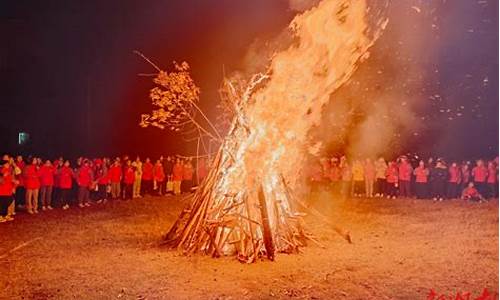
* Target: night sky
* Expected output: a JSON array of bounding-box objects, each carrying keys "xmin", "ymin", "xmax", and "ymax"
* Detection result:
[{"xmin": 0, "ymin": 0, "xmax": 498, "ymax": 160}]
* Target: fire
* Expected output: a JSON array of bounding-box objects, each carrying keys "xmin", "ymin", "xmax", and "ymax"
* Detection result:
[{"xmin": 158, "ymin": 0, "xmax": 388, "ymax": 262}]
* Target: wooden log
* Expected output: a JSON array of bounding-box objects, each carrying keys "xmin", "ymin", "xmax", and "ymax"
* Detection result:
[{"xmin": 258, "ymin": 185, "xmax": 275, "ymax": 261}]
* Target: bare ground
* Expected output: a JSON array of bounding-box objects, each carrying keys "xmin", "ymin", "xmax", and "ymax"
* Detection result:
[{"xmin": 0, "ymin": 191, "xmax": 498, "ymax": 299}]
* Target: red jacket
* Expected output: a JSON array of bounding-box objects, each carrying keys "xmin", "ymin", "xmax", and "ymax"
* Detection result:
[
  {"xmin": 472, "ymin": 166, "xmax": 487, "ymax": 182},
  {"xmin": 153, "ymin": 164, "xmax": 165, "ymax": 182},
  {"xmin": 172, "ymin": 163, "xmax": 184, "ymax": 181},
  {"xmin": 0, "ymin": 165, "xmax": 14, "ymax": 196},
  {"xmin": 124, "ymin": 166, "xmax": 135, "ymax": 184},
  {"xmin": 142, "ymin": 162, "xmax": 154, "ymax": 180},
  {"xmin": 386, "ymin": 164, "xmax": 399, "ymax": 183},
  {"xmin": 183, "ymin": 164, "xmax": 194, "ymax": 181},
  {"xmin": 16, "ymin": 161, "xmax": 25, "ymax": 186},
  {"xmin": 398, "ymin": 162, "xmax": 412, "ymax": 181},
  {"xmin": 24, "ymin": 165, "xmax": 40, "ymax": 189},
  {"xmin": 414, "ymin": 166, "xmax": 428, "ymax": 183},
  {"xmin": 108, "ymin": 165, "xmax": 122, "ymax": 183},
  {"xmin": 487, "ymin": 166, "xmax": 497, "ymax": 183},
  {"xmin": 39, "ymin": 165, "xmax": 55, "ymax": 187},
  {"xmin": 463, "ymin": 187, "xmax": 480, "ymax": 198},
  {"xmin": 448, "ymin": 166, "xmax": 460, "ymax": 183},
  {"xmin": 97, "ymin": 168, "xmax": 110, "ymax": 185},
  {"xmin": 59, "ymin": 166, "xmax": 73, "ymax": 189},
  {"xmin": 77, "ymin": 166, "xmax": 93, "ymax": 187}
]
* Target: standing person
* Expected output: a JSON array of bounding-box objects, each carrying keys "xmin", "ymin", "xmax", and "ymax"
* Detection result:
[
  {"xmin": 182, "ymin": 159, "xmax": 194, "ymax": 193},
  {"xmin": 39, "ymin": 160, "xmax": 55, "ymax": 210},
  {"xmin": 385, "ymin": 161, "xmax": 399, "ymax": 199},
  {"xmin": 95, "ymin": 159, "xmax": 109, "ymax": 203},
  {"xmin": 132, "ymin": 156, "xmax": 143, "ymax": 198},
  {"xmin": 164, "ymin": 156, "xmax": 174, "ymax": 194},
  {"xmin": 52, "ymin": 159, "xmax": 62, "ymax": 207},
  {"xmin": 123, "ymin": 160, "xmax": 135, "ymax": 200},
  {"xmin": 153, "ymin": 159, "xmax": 165, "ymax": 196},
  {"xmin": 0, "ymin": 157, "xmax": 16, "ymax": 222},
  {"xmin": 24, "ymin": 157, "xmax": 41, "ymax": 214},
  {"xmin": 14, "ymin": 155, "xmax": 25, "ymax": 209},
  {"xmin": 472, "ymin": 159, "xmax": 488, "ymax": 197},
  {"xmin": 58, "ymin": 160, "xmax": 73, "ymax": 210},
  {"xmin": 364, "ymin": 158, "xmax": 375, "ymax": 198},
  {"xmin": 328, "ymin": 158, "xmax": 341, "ymax": 195},
  {"xmin": 308, "ymin": 160, "xmax": 323, "ymax": 196},
  {"xmin": 486, "ymin": 161, "xmax": 498, "ymax": 199},
  {"xmin": 431, "ymin": 160, "xmax": 447, "ymax": 201},
  {"xmin": 108, "ymin": 160, "xmax": 122, "ymax": 200},
  {"xmin": 447, "ymin": 162, "xmax": 461, "ymax": 199},
  {"xmin": 76, "ymin": 159, "xmax": 93, "ymax": 208},
  {"xmin": 142, "ymin": 158, "xmax": 154, "ymax": 196},
  {"xmin": 351, "ymin": 159, "xmax": 364, "ymax": 197},
  {"xmin": 398, "ymin": 156, "xmax": 413, "ymax": 198},
  {"xmin": 196, "ymin": 157, "xmax": 208, "ymax": 186},
  {"xmin": 461, "ymin": 162, "xmax": 471, "ymax": 190},
  {"xmin": 172, "ymin": 158, "xmax": 184, "ymax": 195},
  {"xmin": 413, "ymin": 160, "xmax": 429, "ymax": 199},
  {"xmin": 339, "ymin": 156, "xmax": 351, "ymax": 199},
  {"xmin": 374, "ymin": 157, "xmax": 387, "ymax": 197}
]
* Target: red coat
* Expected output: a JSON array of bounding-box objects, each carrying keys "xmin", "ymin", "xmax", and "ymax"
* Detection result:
[
  {"xmin": 77, "ymin": 166, "xmax": 92, "ymax": 187},
  {"xmin": 124, "ymin": 166, "xmax": 135, "ymax": 184},
  {"xmin": 108, "ymin": 165, "xmax": 122, "ymax": 183},
  {"xmin": 59, "ymin": 166, "xmax": 73, "ymax": 189},
  {"xmin": 448, "ymin": 166, "xmax": 460, "ymax": 183},
  {"xmin": 183, "ymin": 164, "xmax": 194, "ymax": 181},
  {"xmin": 414, "ymin": 166, "xmax": 428, "ymax": 183},
  {"xmin": 153, "ymin": 164, "xmax": 165, "ymax": 182},
  {"xmin": 172, "ymin": 163, "xmax": 184, "ymax": 181},
  {"xmin": 487, "ymin": 166, "xmax": 497, "ymax": 183},
  {"xmin": 386, "ymin": 164, "xmax": 398, "ymax": 183},
  {"xmin": 24, "ymin": 165, "xmax": 40, "ymax": 189},
  {"xmin": 0, "ymin": 165, "xmax": 14, "ymax": 196},
  {"xmin": 97, "ymin": 168, "xmax": 110, "ymax": 185},
  {"xmin": 472, "ymin": 166, "xmax": 487, "ymax": 182},
  {"xmin": 16, "ymin": 161, "xmax": 25, "ymax": 186},
  {"xmin": 39, "ymin": 165, "xmax": 55, "ymax": 186},
  {"xmin": 463, "ymin": 187, "xmax": 480, "ymax": 198},
  {"xmin": 398, "ymin": 162, "xmax": 412, "ymax": 181},
  {"xmin": 142, "ymin": 162, "xmax": 154, "ymax": 180},
  {"xmin": 197, "ymin": 160, "xmax": 207, "ymax": 181}
]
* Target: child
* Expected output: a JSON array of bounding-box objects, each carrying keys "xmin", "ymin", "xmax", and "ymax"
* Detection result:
[
  {"xmin": 153, "ymin": 159, "xmax": 165, "ymax": 196},
  {"xmin": 413, "ymin": 160, "xmax": 429, "ymax": 199},
  {"xmin": 461, "ymin": 182, "xmax": 483, "ymax": 202},
  {"xmin": 24, "ymin": 157, "xmax": 41, "ymax": 214},
  {"xmin": 374, "ymin": 157, "xmax": 387, "ymax": 197},
  {"xmin": 108, "ymin": 160, "xmax": 122, "ymax": 200},
  {"xmin": 39, "ymin": 160, "xmax": 55, "ymax": 210},
  {"xmin": 76, "ymin": 159, "xmax": 93, "ymax": 208},
  {"xmin": 447, "ymin": 162, "xmax": 461, "ymax": 199},
  {"xmin": 172, "ymin": 158, "xmax": 184, "ymax": 195},
  {"xmin": 123, "ymin": 160, "xmax": 135, "ymax": 200},
  {"xmin": 141, "ymin": 158, "xmax": 154, "ymax": 196},
  {"xmin": 182, "ymin": 159, "xmax": 194, "ymax": 193},
  {"xmin": 364, "ymin": 158, "xmax": 375, "ymax": 198},
  {"xmin": 351, "ymin": 159, "xmax": 364, "ymax": 197},
  {"xmin": 385, "ymin": 161, "xmax": 399, "ymax": 199}
]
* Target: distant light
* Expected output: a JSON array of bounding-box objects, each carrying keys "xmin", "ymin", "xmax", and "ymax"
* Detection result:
[{"xmin": 18, "ymin": 132, "xmax": 29, "ymax": 145}]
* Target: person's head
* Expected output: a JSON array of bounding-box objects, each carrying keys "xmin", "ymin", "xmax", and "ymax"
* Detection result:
[
  {"xmin": 487, "ymin": 161, "xmax": 494, "ymax": 168},
  {"xmin": 167, "ymin": 156, "xmax": 172, "ymax": 162},
  {"xmin": 419, "ymin": 160, "xmax": 424, "ymax": 167},
  {"xmin": 64, "ymin": 160, "xmax": 70, "ymax": 167},
  {"xmin": 16, "ymin": 155, "xmax": 23, "ymax": 162},
  {"xmin": 145, "ymin": 157, "xmax": 150, "ymax": 163},
  {"xmin": 126, "ymin": 160, "xmax": 131, "ymax": 166},
  {"xmin": 44, "ymin": 160, "xmax": 51, "ymax": 166},
  {"xmin": 476, "ymin": 159, "xmax": 484, "ymax": 167},
  {"xmin": 136, "ymin": 156, "xmax": 141, "ymax": 162},
  {"xmin": 83, "ymin": 159, "xmax": 90, "ymax": 167},
  {"xmin": 156, "ymin": 159, "xmax": 161, "ymax": 165},
  {"xmin": 451, "ymin": 162, "xmax": 457, "ymax": 167},
  {"xmin": 176, "ymin": 158, "xmax": 180, "ymax": 163},
  {"xmin": 468, "ymin": 182, "xmax": 474, "ymax": 188}
]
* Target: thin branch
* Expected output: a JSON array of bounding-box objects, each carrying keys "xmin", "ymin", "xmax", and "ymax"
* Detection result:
[{"xmin": 133, "ymin": 50, "xmax": 161, "ymax": 72}]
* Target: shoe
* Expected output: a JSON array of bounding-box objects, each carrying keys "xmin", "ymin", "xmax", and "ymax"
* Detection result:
[
  {"xmin": 11, "ymin": 212, "xmax": 16, "ymax": 216},
  {"xmin": 84, "ymin": 203, "xmax": 91, "ymax": 207},
  {"xmin": 96, "ymin": 200, "xmax": 102, "ymax": 204},
  {"xmin": 27, "ymin": 209, "xmax": 34, "ymax": 214},
  {"xmin": 33, "ymin": 210, "xmax": 39, "ymax": 214},
  {"xmin": 5, "ymin": 216, "xmax": 14, "ymax": 222},
  {"xmin": 47, "ymin": 206, "xmax": 53, "ymax": 210},
  {"xmin": 386, "ymin": 196, "xmax": 390, "ymax": 199},
  {"xmin": 392, "ymin": 196, "xmax": 396, "ymax": 199},
  {"xmin": 62, "ymin": 204, "xmax": 69, "ymax": 210},
  {"xmin": 42, "ymin": 206, "xmax": 47, "ymax": 211},
  {"xmin": 439, "ymin": 198, "xmax": 443, "ymax": 202},
  {"xmin": 78, "ymin": 204, "xmax": 85, "ymax": 208},
  {"xmin": 433, "ymin": 197, "xmax": 437, "ymax": 201},
  {"xmin": 0, "ymin": 217, "xmax": 6, "ymax": 223}
]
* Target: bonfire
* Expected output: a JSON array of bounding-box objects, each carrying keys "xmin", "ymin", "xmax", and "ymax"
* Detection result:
[{"xmin": 138, "ymin": 0, "xmax": 387, "ymax": 263}]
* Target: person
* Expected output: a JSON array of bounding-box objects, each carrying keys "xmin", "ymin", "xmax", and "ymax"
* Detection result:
[
  {"xmin": 132, "ymin": 157, "xmax": 143, "ymax": 198},
  {"xmin": 95, "ymin": 159, "xmax": 109, "ymax": 203},
  {"xmin": 39, "ymin": 160, "xmax": 55, "ymax": 210},
  {"xmin": 460, "ymin": 162, "xmax": 471, "ymax": 192},
  {"xmin": 351, "ymin": 159, "xmax": 364, "ymax": 197},
  {"xmin": 24, "ymin": 157, "xmax": 41, "ymax": 214},
  {"xmin": 430, "ymin": 160, "xmax": 447, "ymax": 201},
  {"xmin": 385, "ymin": 161, "xmax": 399, "ymax": 199},
  {"xmin": 196, "ymin": 157, "xmax": 208, "ymax": 186},
  {"xmin": 364, "ymin": 158, "xmax": 375, "ymax": 198},
  {"xmin": 472, "ymin": 159, "xmax": 488, "ymax": 197},
  {"xmin": 339, "ymin": 156, "xmax": 351, "ymax": 199},
  {"xmin": 52, "ymin": 159, "xmax": 62, "ymax": 207},
  {"xmin": 14, "ymin": 155, "xmax": 25, "ymax": 209},
  {"xmin": 413, "ymin": 160, "xmax": 429, "ymax": 199},
  {"xmin": 461, "ymin": 182, "xmax": 483, "ymax": 202},
  {"xmin": 172, "ymin": 158, "xmax": 184, "ymax": 195},
  {"xmin": 108, "ymin": 160, "xmax": 122, "ymax": 199},
  {"xmin": 328, "ymin": 157, "xmax": 341, "ymax": 195},
  {"xmin": 153, "ymin": 159, "xmax": 165, "ymax": 196},
  {"xmin": 58, "ymin": 160, "xmax": 73, "ymax": 210},
  {"xmin": 0, "ymin": 157, "xmax": 16, "ymax": 222},
  {"xmin": 142, "ymin": 158, "xmax": 154, "ymax": 196},
  {"xmin": 182, "ymin": 159, "xmax": 194, "ymax": 193},
  {"xmin": 76, "ymin": 159, "xmax": 93, "ymax": 208},
  {"xmin": 374, "ymin": 157, "xmax": 387, "ymax": 197},
  {"xmin": 123, "ymin": 160, "xmax": 135, "ymax": 200},
  {"xmin": 398, "ymin": 156, "xmax": 413, "ymax": 198},
  {"xmin": 486, "ymin": 161, "xmax": 497, "ymax": 199},
  {"xmin": 447, "ymin": 162, "xmax": 461, "ymax": 199}
]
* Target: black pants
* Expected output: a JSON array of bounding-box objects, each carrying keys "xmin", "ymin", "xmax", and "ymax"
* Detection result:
[
  {"xmin": 474, "ymin": 181, "xmax": 487, "ymax": 198},
  {"xmin": 97, "ymin": 184, "xmax": 108, "ymax": 200},
  {"xmin": 142, "ymin": 180, "xmax": 153, "ymax": 195},
  {"xmin": 0, "ymin": 195, "xmax": 13, "ymax": 216},
  {"xmin": 77, "ymin": 186, "xmax": 90, "ymax": 204},
  {"xmin": 353, "ymin": 180, "xmax": 364, "ymax": 195},
  {"xmin": 375, "ymin": 178, "xmax": 385, "ymax": 195},
  {"xmin": 415, "ymin": 182, "xmax": 428, "ymax": 199},
  {"xmin": 181, "ymin": 179, "xmax": 193, "ymax": 193},
  {"xmin": 431, "ymin": 180, "xmax": 446, "ymax": 198},
  {"xmin": 399, "ymin": 180, "xmax": 411, "ymax": 198},
  {"xmin": 487, "ymin": 183, "xmax": 497, "ymax": 198},
  {"xmin": 59, "ymin": 189, "xmax": 71, "ymax": 207},
  {"xmin": 386, "ymin": 182, "xmax": 398, "ymax": 197},
  {"xmin": 447, "ymin": 183, "xmax": 459, "ymax": 199},
  {"xmin": 124, "ymin": 184, "xmax": 133, "ymax": 199},
  {"xmin": 15, "ymin": 186, "xmax": 25, "ymax": 206}
]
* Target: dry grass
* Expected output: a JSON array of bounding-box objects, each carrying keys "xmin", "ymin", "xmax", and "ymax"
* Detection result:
[{"xmin": 0, "ymin": 192, "xmax": 498, "ymax": 299}]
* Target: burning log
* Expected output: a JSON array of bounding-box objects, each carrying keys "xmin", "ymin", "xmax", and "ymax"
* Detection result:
[{"xmin": 140, "ymin": 0, "xmax": 387, "ymax": 262}]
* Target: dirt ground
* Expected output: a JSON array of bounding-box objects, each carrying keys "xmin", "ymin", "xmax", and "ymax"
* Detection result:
[{"xmin": 0, "ymin": 191, "xmax": 498, "ymax": 300}]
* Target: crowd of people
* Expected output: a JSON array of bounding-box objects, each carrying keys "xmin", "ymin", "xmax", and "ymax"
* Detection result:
[
  {"xmin": 309, "ymin": 155, "xmax": 499, "ymax": 202},
  {"xmin": 0, "ymin": 154, "xmax": 209, "ymax": 223}
]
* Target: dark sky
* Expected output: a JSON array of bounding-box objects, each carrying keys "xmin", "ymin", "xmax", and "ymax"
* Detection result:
[{"xmin": 0, "ymin": 0, "xmax": 498, "ymax": 160}]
